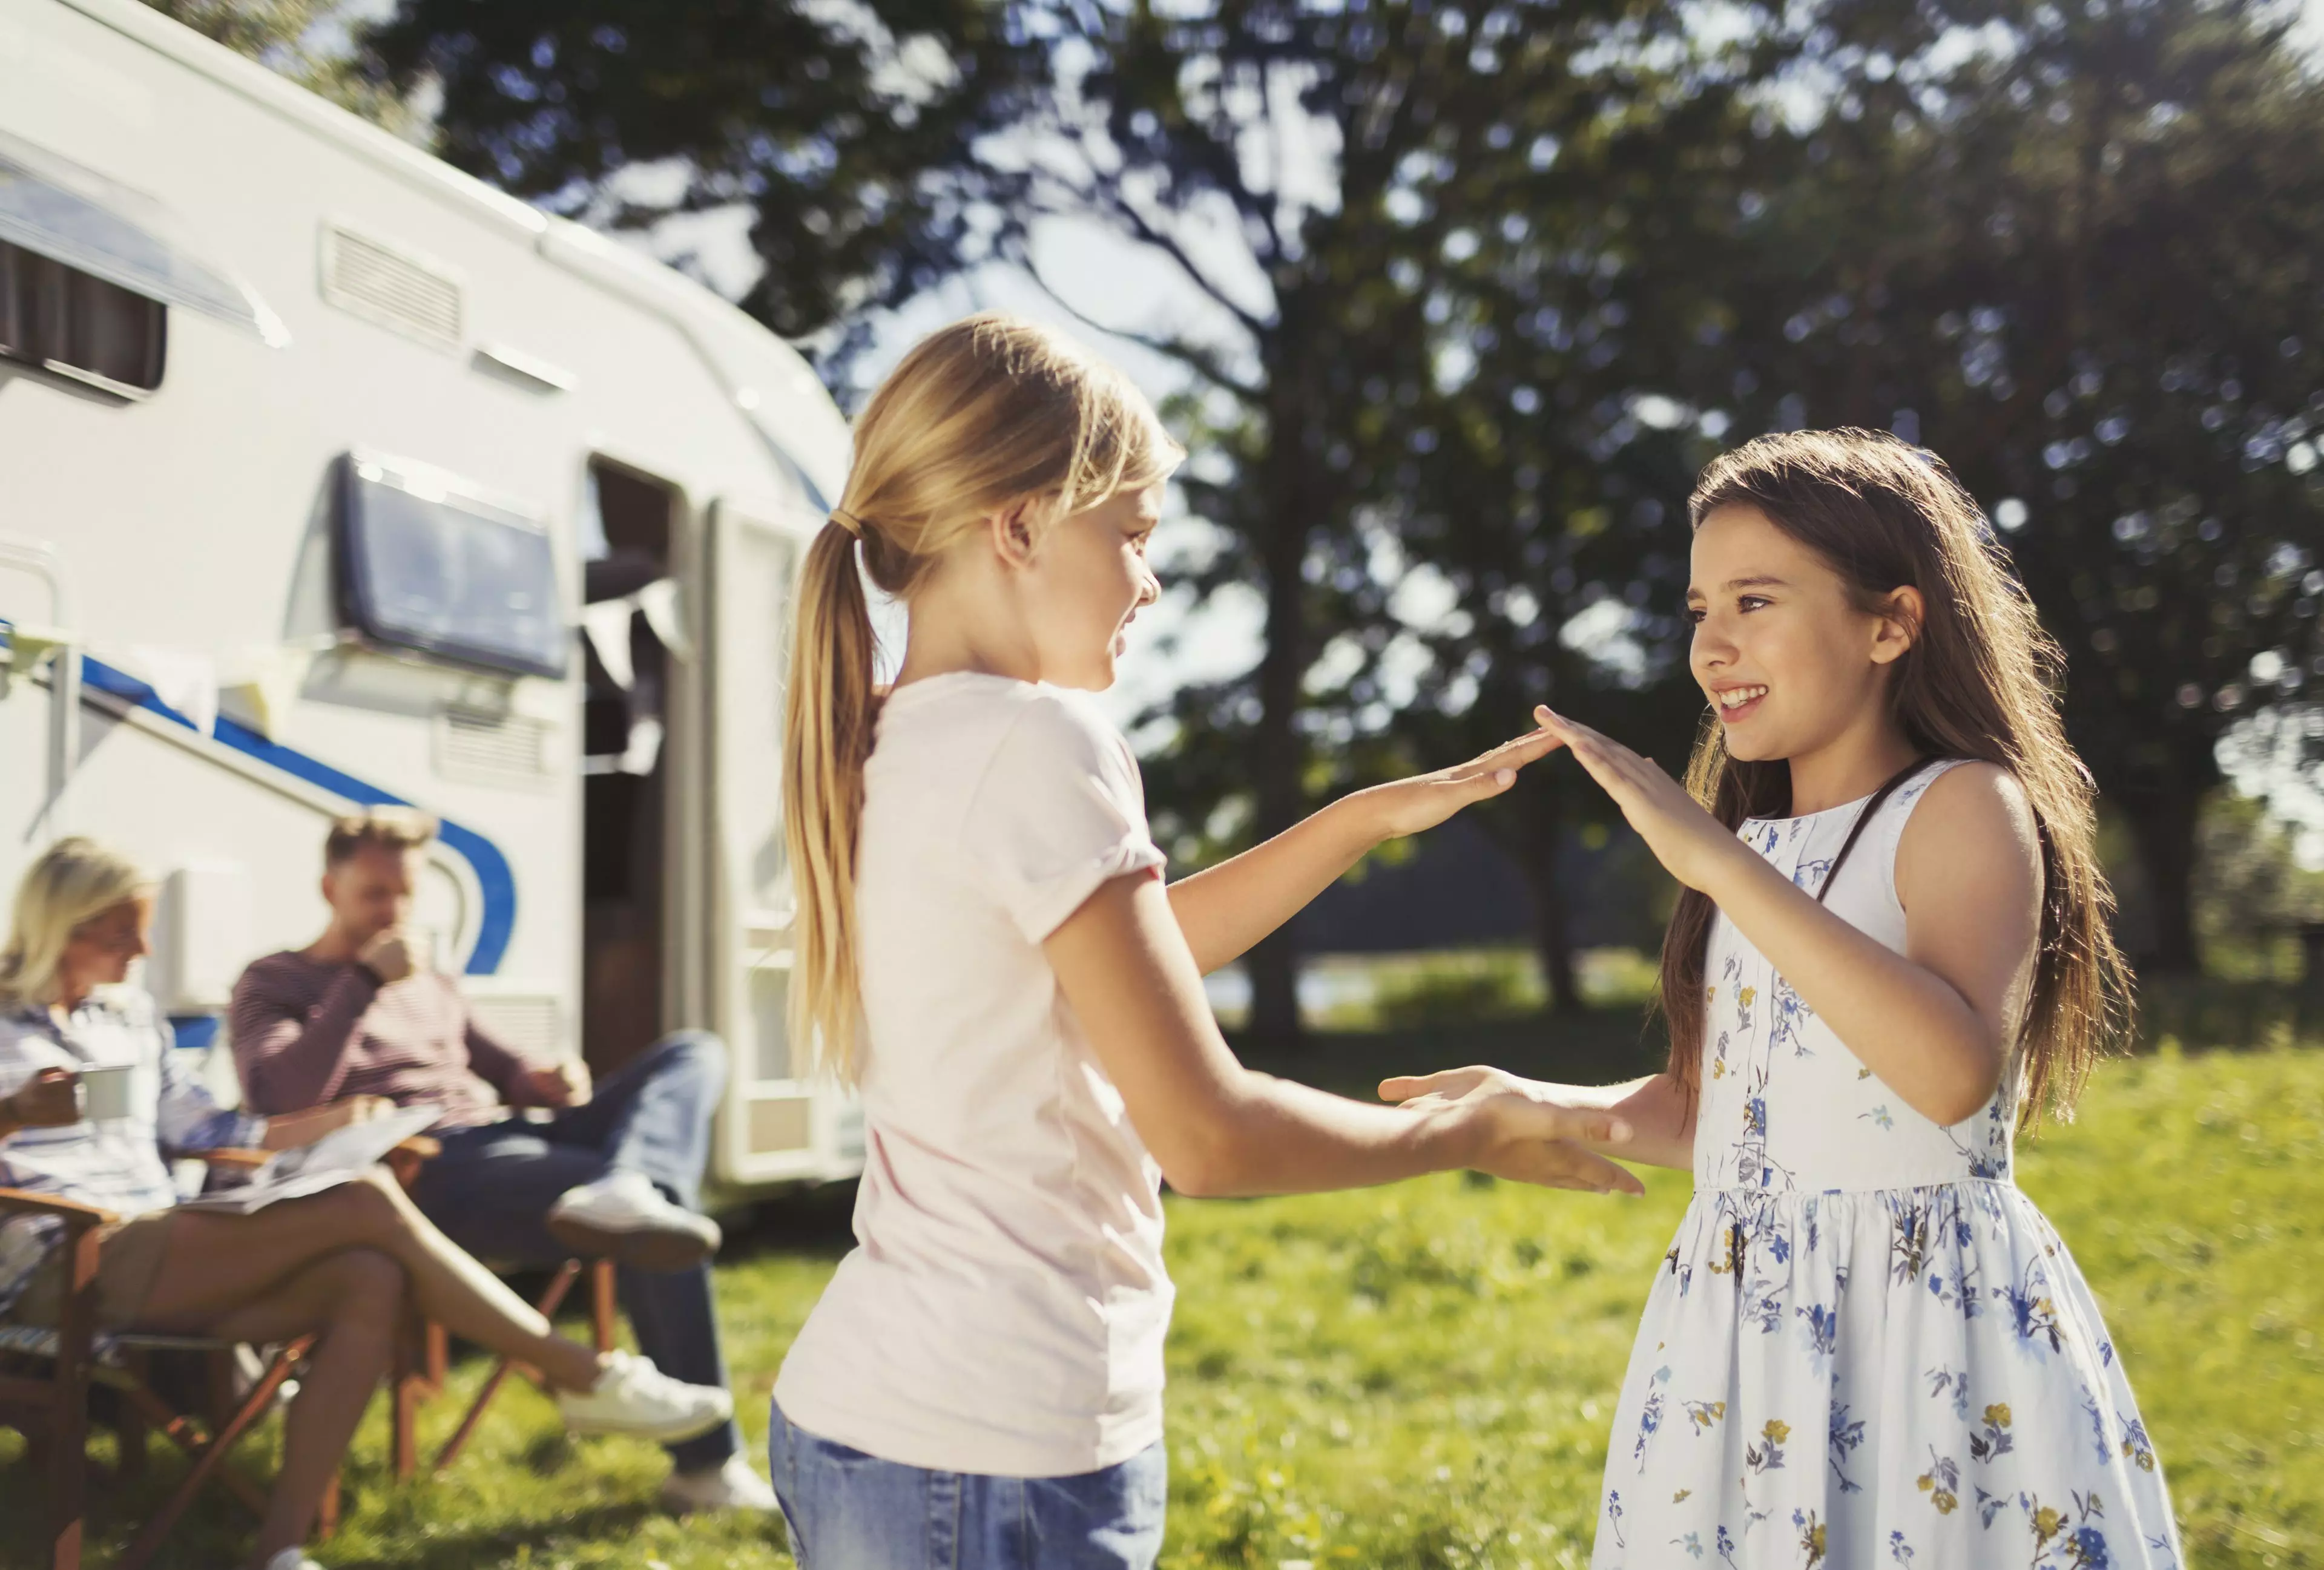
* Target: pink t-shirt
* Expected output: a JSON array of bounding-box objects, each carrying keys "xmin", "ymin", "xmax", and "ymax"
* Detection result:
[{"xmin": 772, "ymin": 672, "xmax": 1173, "ymax": 1477}]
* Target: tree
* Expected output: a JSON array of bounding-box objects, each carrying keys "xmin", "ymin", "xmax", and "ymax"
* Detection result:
[
  {"xmin": 1347, "ymin": 35, "xmax": 1794, "ymax": 1007},
  {"xmin": 1711, "ymin": 0, "xmax": 2324, "ymax": 970},
  {"xmin": 359, "ymin": 0, "xmax": 1044, "ymax": 356},
  {"xmin": 986, "ymin": 0, "xmax": 1763, "ymax": 1036}
]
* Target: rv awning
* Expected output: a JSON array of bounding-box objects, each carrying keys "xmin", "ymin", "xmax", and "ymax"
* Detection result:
[{"xmin": 0, "ymin": 127, "xmax": 288, "ymax": 346}]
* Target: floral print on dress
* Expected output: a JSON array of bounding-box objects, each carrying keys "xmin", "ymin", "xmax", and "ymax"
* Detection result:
[{"xmin": 1593, "ymin": 763, "xmax": 2181, "ymax": 1568}]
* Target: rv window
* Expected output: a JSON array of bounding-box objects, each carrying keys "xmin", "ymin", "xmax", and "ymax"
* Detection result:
[
  {"xmin": 338, "ymin": 458, "xmax": 565, "ymax": 679},
  {"xmin": 0, "ymin": 239, "xmax": 165, "ymax": 391},
  {"xmin": 0, "ymin": 127, "xmax": 285, "ymax": 347}
]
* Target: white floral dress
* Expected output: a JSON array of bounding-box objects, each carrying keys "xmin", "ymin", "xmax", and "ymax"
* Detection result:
[{"xmin": 1595, "ymin": 763, "xmax": 2181, "ymax": 1569}]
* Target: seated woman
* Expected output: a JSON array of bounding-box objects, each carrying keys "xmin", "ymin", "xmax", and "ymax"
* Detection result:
[{"xmin": 0, "ymin": 838, "xmax": 732, "ymax": 1570}]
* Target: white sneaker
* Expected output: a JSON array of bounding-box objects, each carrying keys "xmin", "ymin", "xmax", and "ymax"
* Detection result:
[
  {"xmin": 555, "ymin": 1349, "xmax": 734, "ymax": 1442},
  {"xmin": 547, "ymin": 1170, "xmax": 722, "ymax": 1272},
  {"xmin": 659, "ymin": 1451, "xmax": 780, "ymax": 1514},
  {"xmin": 262, "ymin": 1551, "xmax": 324, "ymax": 1570}
]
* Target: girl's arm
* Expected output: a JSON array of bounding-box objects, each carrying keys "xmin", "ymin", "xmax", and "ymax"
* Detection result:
[
  {"xmin": 1377, "ymin": 1067, "xmax": 1699, "ymax": 1171},
  {"xmin": 1167, "ymin": 728, "xmax": 1567, "ymax": 975},
  {"xmin": 1537, "ymin": 709, "xmax": 2039, "ymax": 1127},
  {"xmin": 1047, "ymin": 870, "xmax": 1645, "ymax": 1197}
]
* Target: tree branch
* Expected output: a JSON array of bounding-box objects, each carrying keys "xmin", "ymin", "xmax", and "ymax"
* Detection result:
[{"xmin": 1022, "ymin": 253, "xmax": 1266, "ymax": 400}]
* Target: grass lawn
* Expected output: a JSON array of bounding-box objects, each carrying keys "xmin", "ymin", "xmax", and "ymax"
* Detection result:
[{"xmin": 4, "ymin": 1038, "xmax": 2317, "ymax": 1569}]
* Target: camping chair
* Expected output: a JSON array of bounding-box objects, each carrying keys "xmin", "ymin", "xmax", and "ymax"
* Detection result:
[
  {"xmin": 0, "ymin": 1137, "xmax": 441, "ymax": 1570},
  {"xmin": 0, "ymin": 1185, "xmax": 321, "ymax": 1570},
  {"xmin": 413, "ymin": 1252, "xmax": 617, "ymax": 1476},
  {"xmin": 332, "ymin": 1136, "xmax": 617, "ymax": 1479}
]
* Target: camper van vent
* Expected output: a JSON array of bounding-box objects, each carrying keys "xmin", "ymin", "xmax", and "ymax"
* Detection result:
[
  {"xmin": 435, "ymin": 708, "xmax": 551, "ymax": 786},
  {"xmin": 320, "ymin": 224, "xmax": 462, "ymax": 351},
  {"xmin": 463, "ymin": 994, "xmax": 562, "ymax": 1060}
]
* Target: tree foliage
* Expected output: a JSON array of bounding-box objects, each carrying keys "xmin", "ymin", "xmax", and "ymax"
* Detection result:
[
  {"xmin": 306, "ymin": 0, "xmax": 2324, "ymax": 990},
  {"xmin": 360, "ymin": 0, "xmax": 1044, "ymax": 354},
  {"xmin": 142, "ymin": 0, "xmax": 425, "ymax": 131},
  {"xmin": 1714, "ymin": 0, "xmax": 2324, "ymax": 969}
]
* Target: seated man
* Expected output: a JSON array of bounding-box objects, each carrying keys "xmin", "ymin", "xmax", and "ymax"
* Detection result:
[{"xmin": 228, "ymin": 808, "xmax": 771, "ymax": 1514}]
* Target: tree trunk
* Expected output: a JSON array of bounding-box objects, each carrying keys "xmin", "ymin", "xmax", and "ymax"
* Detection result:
[
  {"xmin": 1243, "ymin": 348, "xmax": 1316, "ymax": 1047},
  {"xmin": 2122, "ymin": 788, "xmax": 2203, "ymax": 975},
  {"xmin": 1514, "ymin": 800, "xmax": 1584, "ymax": 1014}
]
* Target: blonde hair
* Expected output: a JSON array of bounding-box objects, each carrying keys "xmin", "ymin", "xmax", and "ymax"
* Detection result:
[
  {"xmin": 783, "ymin": 314, "xmax": 1183, "ymax": 1083},
  {"xmin": 0, "ymin": 838, "xmax": 153, "ymax": 1009},
  {"xmin": 325, "ymin": 806, "xmax": 439, "ymax": 866}
]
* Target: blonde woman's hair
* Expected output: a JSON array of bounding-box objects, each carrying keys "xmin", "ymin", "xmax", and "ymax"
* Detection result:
[
  {"xmin": 783, "ymin": 314, "xmax": 1183, "ymax": 1083},
  {"xmin": 0, "ymin": 838, "xmax": 153, "ymax": 1009}
]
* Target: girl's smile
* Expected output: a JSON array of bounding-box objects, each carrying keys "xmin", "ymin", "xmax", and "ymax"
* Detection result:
[{"xmin": 1710, "ymin": 682, "xmax": 1769, "ymax": 724}]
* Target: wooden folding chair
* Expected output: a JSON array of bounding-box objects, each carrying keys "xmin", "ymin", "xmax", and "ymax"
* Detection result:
[
  {"xmin": 324, "ymin": 1137, "xmax": 618, "ymax": 1480},
  {"xmin": 415, "ymin": 1253, "xmax": 617, "ymax": 1476},
  {"xmin": 0, "ymin": 1185, "xmax": 323, "ymax": 1570}
]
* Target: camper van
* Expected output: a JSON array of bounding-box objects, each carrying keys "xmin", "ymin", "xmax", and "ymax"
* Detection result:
[{"xmin": 0, "ymin": 0, "xmax": 863, "ymax": 1197}]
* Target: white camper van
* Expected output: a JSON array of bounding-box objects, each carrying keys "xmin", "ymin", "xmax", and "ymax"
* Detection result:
[{"xmin": 0, "ymin": 0, "xmax": 863, "ymax": 1197}]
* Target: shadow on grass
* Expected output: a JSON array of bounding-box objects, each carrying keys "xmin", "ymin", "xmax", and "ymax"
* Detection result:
[{"xmin": 0, "ymin": 1430, "xmax": 688, "ymax": 1570}]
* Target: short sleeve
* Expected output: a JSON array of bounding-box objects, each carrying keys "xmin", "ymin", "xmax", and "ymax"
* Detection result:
[{"xmin": 961, "ymin": 693, "xmax": 1168, "ymax": 943}]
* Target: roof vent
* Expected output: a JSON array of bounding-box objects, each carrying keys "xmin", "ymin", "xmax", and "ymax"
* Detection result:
[
  {"xmin": 319, "ymin": 222, "xmax": 462, "ymax": 351},
  {"xmin": 435, "ymin": 706, "xmax": 552, "ymax": 787}
]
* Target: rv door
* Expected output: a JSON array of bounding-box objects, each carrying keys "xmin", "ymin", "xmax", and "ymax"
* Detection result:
[{"xmin": 703, "ymin": 502, "xmax": 856, "ymax": 1185}]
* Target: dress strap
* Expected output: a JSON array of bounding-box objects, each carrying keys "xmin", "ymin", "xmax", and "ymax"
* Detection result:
[{"xmin": 1812, "ymin": 758, "xmax": 1943, "ymax": 906}]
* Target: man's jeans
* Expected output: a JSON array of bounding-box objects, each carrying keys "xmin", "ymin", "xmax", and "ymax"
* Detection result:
[
  {"xmin": 769, "ymin": 1401, "xmax": 1167, "ymax": 1570},
  {"xmin": 408, "ymin": 1030, "xmax": 740, "ymax": 1471}
]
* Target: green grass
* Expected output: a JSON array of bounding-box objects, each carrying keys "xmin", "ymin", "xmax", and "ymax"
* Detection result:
[{"xmin": 4, "ymin": 1041, "xmax": 2318, "ymax": 1569}]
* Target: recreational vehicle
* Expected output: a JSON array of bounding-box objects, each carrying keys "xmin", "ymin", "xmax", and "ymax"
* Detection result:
[{"xmin": 0, "ymin": 0, "xmax": 864, "ymax": 1196}]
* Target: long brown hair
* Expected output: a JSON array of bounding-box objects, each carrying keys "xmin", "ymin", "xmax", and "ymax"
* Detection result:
[
  {"xmin": 1656, "ymin": 428, "xmax": 2130, "ymax": 1126},
  {"xmin": 782, "ymin": 314, "xmax": 1182, "ymax": 1083}
]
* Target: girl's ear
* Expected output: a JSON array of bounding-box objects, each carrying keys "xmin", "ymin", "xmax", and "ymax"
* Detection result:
[
  {"xmin": 1870, "ymin": 586, "xmax": 1926, "ymax": 666},
  {"xmin": 985, "ymin": 499, "xmax": 1039, "ymax": 571}
]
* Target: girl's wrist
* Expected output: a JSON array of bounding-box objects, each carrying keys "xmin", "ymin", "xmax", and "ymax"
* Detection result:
[
  {"xmin": 1329, "ymin": 787, "xmax": 1400, "ymax": 852},
  {"xmin": 1694, "ymin": 834, "xmax": 1763, "ymax": 902}
]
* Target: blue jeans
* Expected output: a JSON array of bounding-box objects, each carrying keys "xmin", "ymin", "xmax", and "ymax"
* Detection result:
[
  {"xmin": 769, "ymin": 1401, "xmax": 1167, "ymax": 1570},
  {"xmin": 407, "ymin": 1031, "xmax": 740, "ymax": 1471}
]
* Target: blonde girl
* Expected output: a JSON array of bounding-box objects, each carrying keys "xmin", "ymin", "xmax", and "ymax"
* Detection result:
[
  {"xmin": 1387, "ymin": 429, "xmax": 2180, "ymax": 1566},
  {"xmin": 768, "ymin": 314, "xmax": 1638, "ymax": 1569}
]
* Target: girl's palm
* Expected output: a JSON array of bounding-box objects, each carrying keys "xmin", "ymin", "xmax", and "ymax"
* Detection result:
[
  {"xmin": 1366, "ymin": 727, "xmax": 1568, "ymax": 840},
  {"xmin": 1532, "ymin": 706, "xmax": 1740, "ymax": 891}
]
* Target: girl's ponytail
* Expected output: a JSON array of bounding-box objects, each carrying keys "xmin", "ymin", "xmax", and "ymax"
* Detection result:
[
  {"xmin": 783, "ymin": 514, "xmax": 882, "ymax": 1082},
  {"xmin": 780, "ymin": 314, "xmax": 1183, "ymax": 1085}
]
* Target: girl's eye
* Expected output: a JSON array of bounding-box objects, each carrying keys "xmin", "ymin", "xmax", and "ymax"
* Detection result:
[
  {"xmin": 1738, "ymin": 596, "xmax": 1771, "ymax": 613},
  {"xmin": 1685, "ymin": 606, "xmax": 1708, "ymax": 625}
]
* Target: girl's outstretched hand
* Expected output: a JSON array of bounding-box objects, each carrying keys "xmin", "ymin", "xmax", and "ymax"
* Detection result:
[
  {"xmin": 1532, "ymin": 705, "xmax": 1744, "ymax": 893},
  {"xmin": 1358, "ymin": 726, "xmax": 1568, "ymax": 841},
  {"xmin": 1380, "ymin": 1064, "xmax": 1645, "ymax": 1195}
]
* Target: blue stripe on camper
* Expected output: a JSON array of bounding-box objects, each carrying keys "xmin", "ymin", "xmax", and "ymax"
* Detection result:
[
  {"xmin": 168, "ymin": 1015, "xmax": 221, "ymax": 1053},
  {"xmin": 76, "ymin": 655, "xmax": 517, "ymax": 976}
]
